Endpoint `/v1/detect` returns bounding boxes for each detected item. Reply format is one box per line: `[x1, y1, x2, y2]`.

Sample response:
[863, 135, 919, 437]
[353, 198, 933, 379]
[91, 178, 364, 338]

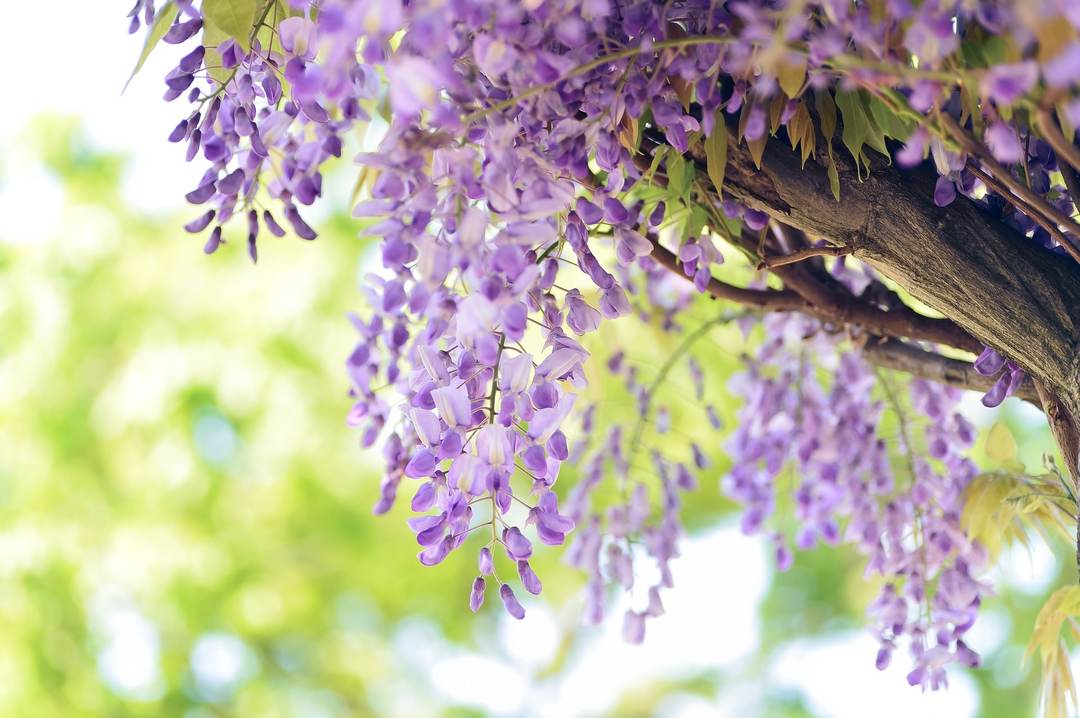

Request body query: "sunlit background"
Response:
[0, 4, 1073, 717]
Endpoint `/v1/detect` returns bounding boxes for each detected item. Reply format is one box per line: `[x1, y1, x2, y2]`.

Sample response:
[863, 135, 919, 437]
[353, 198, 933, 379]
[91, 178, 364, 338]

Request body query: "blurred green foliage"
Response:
[0, 119, 1069, 717]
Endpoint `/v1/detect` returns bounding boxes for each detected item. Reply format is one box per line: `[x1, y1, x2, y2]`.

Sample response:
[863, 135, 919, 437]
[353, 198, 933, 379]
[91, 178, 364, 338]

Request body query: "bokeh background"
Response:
[0, 4, 1074, 717]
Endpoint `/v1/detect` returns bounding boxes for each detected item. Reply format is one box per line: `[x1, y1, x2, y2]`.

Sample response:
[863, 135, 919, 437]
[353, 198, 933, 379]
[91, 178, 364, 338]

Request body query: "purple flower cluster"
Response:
[128, 0, 1080, 688]
[726, 309, 988, 688]
[144, 0, 378, 259]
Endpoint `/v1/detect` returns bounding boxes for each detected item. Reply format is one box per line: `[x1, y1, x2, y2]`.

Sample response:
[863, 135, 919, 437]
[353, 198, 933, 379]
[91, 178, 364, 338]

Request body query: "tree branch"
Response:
[648, 241, 808, 311]
[1033, 378, 1080, 580]
[861, 337, 1039, 404]
[638, 133, 983, 355]
[701, 114, 1080, 410]
[757, 244, 853, 269]
[649, 237, 982, 352]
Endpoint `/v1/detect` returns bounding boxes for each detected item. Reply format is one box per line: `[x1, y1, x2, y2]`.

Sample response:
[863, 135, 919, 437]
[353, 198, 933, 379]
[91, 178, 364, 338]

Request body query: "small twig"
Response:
[757, 244, 852, 270]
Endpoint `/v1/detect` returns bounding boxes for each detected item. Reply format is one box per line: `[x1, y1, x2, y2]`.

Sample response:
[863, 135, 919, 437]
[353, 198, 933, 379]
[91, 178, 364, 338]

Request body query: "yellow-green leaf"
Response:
[747, 135, 766, 170]
[777, 55, 807, 98]
[1029, 586, 1080, 662]
[815, 90, 837, 141]
[704, 113, 727, 196]
[826, 157, 840, 201]
[203, 0, 257, 50]
[124, 1, 177, 92]
[986, 421, 1018, 464]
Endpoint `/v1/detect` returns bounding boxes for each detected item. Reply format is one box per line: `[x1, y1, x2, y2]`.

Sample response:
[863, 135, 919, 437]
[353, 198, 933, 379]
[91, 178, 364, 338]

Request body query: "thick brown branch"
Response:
[649, 238, 981, 351]
[862, 337, 1039, 404]
[637, 134, 982, 354]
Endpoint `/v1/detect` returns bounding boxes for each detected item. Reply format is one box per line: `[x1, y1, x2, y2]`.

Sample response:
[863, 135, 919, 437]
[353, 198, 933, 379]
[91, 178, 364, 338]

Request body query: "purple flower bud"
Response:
[203, 226, 222, 254]
[517, 560, 542, 595]
[981, 370, 1011, 407]
[522, 445, 547, 476]
[985, 121, 1023, 164]
[478, 547, 494, 575]
[218, 39, 243, 69]
[896, 128, 928, 167]
[649, 202, 666, 227]
[933, 176, 956, 207]
[284, 205, 318, 240]
[744, 105, 766, 141]
[744, 209, 769, 230]
[178, 45, 205, 73]
[165, 69, 194, 91]
[499, 583, 525, 619]
[419, 536, 452, 566]
[202, 135, 228, 162]
[416, 518, 446, 547]
[955, 640, 979, 668]
[186, 180, 216, 204]
[576, 198, 604, 225]
[405, 449, 437, 478]
[185, 129, 202, 162]
[217, 168, 245, 196]
[469, 576, 486, 612]
[603, 197, 629, 224]
[622, 610, 646, 643]
[875, 646, 892, 671]
[973, 346, 1005, 376]
[411, 481, 436, 512]
[263, 210, 286, 237]
[502, 526, 532, 560]
[547, 431, 568, 461]
[981, 61, 1037, 106]
[163, 18, 202, 44]
[168, 119, 189, 143]
[184, 210, 215, 233]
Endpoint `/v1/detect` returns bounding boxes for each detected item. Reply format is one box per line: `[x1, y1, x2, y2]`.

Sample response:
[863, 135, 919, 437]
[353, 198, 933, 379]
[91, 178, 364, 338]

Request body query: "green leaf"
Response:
[684, 205, 708, 241]
[777, 55, 807, 98]
[665, 153, 691, 201]
[814, 91, 841, 200]
[124, 1, 177, 92]
[826, 157, 841, 201]
[203, 0, 257, 50]
[814, 91, 837, 142]
[865, 95, 912, 141]
[704, 113, 727, 196]
[835, 90, 892, 178]
[834, 91, 870, 173]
